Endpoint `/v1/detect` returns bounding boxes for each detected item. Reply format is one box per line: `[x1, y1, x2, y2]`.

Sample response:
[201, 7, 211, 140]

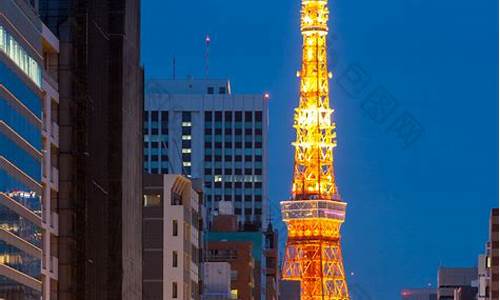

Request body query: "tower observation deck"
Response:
[280, 0, 350, 298]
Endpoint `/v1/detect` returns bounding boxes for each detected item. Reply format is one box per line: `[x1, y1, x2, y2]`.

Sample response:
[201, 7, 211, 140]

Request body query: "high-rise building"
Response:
[0, 0, 58, 298]
[143, 174, 203, 300]
[280, 0, 350, 298]
[437, 267, 477, 300]
[145, 79, 269, 229]
[400, 288, 437, 300]
[39, 0, 144, 299]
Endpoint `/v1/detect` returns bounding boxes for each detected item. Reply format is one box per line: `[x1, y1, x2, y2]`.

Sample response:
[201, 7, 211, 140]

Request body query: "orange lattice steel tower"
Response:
[281, 0, 350, 298]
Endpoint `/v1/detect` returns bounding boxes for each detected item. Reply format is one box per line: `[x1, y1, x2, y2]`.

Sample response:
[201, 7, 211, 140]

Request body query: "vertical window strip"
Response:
[0, 26, 41, 87]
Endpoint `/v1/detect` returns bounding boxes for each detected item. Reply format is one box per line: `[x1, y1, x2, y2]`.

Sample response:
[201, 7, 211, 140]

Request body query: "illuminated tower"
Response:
[280, 0, 350, 299]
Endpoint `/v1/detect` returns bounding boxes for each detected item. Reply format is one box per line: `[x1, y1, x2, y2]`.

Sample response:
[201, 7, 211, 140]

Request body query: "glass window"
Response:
[0, 26, 41, 87]
[205, 111, 212, 121]
[235, 112, 242, 121]
[182, 112, 191, 122]
[245, 111, 252, 121]
[255, 111, 262, 121]
[215, 111, 222, 121]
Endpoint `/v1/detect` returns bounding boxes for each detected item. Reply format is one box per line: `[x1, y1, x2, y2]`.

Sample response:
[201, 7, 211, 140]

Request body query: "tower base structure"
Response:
[281, 200, 350, 300]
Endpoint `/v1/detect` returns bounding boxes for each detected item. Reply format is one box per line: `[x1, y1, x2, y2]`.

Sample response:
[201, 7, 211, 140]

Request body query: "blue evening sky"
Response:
[141, 0, 498, 298]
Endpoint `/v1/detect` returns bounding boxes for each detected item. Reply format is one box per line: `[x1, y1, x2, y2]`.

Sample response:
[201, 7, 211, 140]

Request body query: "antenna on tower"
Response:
[205, 34, 211, 79]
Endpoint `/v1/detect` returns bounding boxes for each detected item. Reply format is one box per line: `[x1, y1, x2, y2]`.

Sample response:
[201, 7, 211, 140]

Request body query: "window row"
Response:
[205, 155, 262, 162]
[205, 148, 262, 156]
[205, 142, 263, 149]
[206, 194, 263, 202]
[144, 111, 169, 122]
[205, 128, 263, 136]
[205, 135, 263, 143]
[205, 168, 262, 175]
[206, 181, 263, 188]
[205, 111, 263, 122]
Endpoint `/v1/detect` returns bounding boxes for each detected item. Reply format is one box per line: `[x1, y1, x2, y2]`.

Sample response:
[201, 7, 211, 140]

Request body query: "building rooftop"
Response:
[206, 231, 264, 261]
[146, 78, 231, 95]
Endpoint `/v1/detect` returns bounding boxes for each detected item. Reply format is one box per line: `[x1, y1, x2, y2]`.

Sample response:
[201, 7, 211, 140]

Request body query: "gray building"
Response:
[145, 79, 269, 229]
[437, 267, 477, 300]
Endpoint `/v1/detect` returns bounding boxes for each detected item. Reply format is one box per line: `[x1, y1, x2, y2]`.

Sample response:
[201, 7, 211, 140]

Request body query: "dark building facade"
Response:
[39, 0, 144, 299]
[264, 224, 278, 300]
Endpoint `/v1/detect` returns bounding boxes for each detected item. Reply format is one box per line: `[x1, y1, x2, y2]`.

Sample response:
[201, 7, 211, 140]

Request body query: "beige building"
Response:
[143, 174, 203, 300]
[40, 21, 60, 300]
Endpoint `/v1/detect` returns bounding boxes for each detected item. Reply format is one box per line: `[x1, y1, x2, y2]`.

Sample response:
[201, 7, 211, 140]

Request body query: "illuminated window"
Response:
[182, 135, 192, 140]
[181, 122, 192, 127]
[0, 26, 41, 87]
[230, 289, 238, 299]
[182, 148, 192, 154]
[143, 194, 161, 207]
[183, 162, 191, 167]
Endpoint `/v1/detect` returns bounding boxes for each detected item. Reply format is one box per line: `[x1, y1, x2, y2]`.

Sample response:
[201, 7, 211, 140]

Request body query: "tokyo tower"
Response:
[280, 0, 350, 298]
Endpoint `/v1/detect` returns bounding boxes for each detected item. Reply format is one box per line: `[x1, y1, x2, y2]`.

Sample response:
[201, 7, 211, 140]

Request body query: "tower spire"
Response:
[292, 0, 337, 201]
[281, 0, 350, 298]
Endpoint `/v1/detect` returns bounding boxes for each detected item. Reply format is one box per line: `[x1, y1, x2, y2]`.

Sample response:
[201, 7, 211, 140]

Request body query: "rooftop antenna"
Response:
[205, 34, 211, 79]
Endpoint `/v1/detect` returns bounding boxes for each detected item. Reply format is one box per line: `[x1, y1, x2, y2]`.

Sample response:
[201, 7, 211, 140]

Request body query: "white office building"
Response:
[144, 79, 269, 229]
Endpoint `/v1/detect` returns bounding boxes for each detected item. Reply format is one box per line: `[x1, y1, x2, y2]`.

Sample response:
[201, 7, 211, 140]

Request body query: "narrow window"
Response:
[173, 251, 178, 267]
[173, 220, 178, 236]
[172, 282, 178, 298]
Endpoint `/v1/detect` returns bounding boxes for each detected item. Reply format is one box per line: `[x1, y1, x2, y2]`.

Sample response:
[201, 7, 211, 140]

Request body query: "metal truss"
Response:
[283, 0, 351, 298]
